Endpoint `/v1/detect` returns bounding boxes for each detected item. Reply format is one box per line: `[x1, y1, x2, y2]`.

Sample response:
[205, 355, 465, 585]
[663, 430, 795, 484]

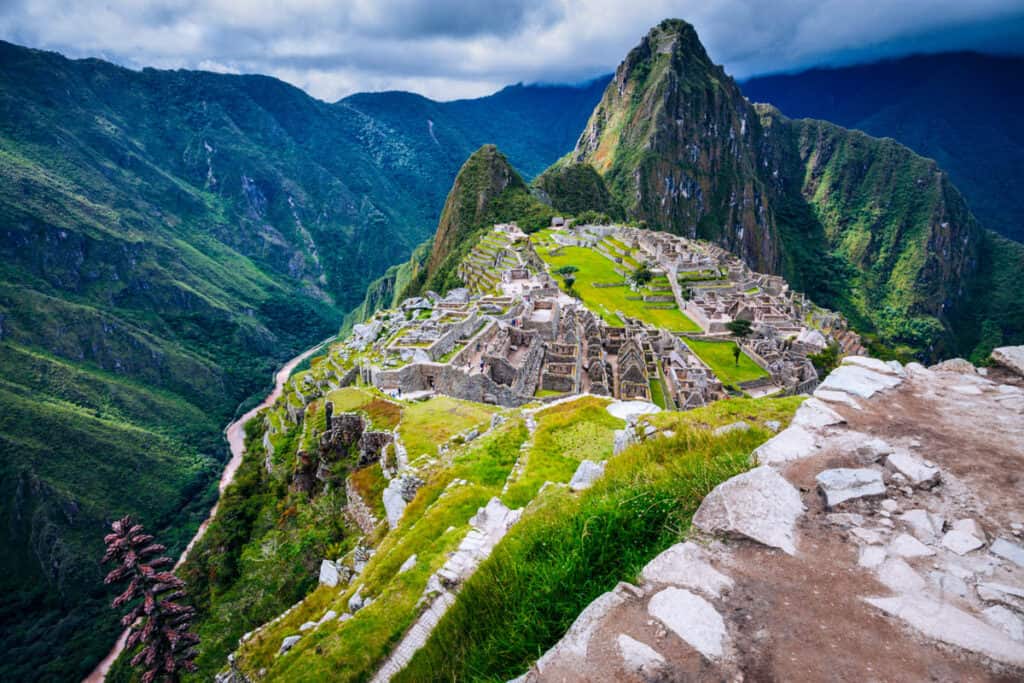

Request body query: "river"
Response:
[84, 337, 333, 682]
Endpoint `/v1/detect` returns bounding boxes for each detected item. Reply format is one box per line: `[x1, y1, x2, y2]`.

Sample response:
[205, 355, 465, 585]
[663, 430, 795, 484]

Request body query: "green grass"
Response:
[396, 398, 801, 682]
[350, 463, 389, 521]
[533, 388, 564, 398]
[683, 338, 769, 385]
[649, 376, 666, 408]
[233, 420, 528, 680]
[399, 396, 500, 461]
[503, 397, 623, 508]
[533, 236, 700, 332]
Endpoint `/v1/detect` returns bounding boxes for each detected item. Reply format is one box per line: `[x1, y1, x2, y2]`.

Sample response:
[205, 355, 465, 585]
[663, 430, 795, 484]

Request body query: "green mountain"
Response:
[0, 40, 603, 681]
[551, 19, 1022, 360]
[742, 52, 1024, 244]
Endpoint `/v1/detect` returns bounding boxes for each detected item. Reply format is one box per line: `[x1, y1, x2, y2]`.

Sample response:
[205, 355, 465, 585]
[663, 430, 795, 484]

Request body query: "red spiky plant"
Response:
[103, 516, 199, 683]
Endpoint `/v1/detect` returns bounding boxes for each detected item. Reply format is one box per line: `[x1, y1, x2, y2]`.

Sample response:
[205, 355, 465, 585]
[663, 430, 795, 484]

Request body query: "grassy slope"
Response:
[397, 396, 803, 681]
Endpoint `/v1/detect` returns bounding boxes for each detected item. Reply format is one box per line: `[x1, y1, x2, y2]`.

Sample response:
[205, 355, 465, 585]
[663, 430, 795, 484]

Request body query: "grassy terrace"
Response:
[397, 397, 803, 681]
[503, 396, 624, 508]
[324, 387, 402, 430]
[683, 338, 769, 386]
[399, 395, 500, 462]
[532, 231, 700, 332]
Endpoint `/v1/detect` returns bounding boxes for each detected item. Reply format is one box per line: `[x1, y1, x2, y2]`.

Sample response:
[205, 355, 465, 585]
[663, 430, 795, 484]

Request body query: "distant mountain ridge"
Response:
[741, 51, 1024, 243]
[0, 39, 604, 681]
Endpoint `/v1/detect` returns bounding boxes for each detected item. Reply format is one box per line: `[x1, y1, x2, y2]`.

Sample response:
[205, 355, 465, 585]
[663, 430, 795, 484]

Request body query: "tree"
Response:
[731, 344, 741, 366]
[563, 274, 576, 291]
[725, 318, 753, 339]
[555, 265, 578, 277]
[808, 341, 842, 375]
[630, 262, 653, 287]
[103, 516, 199, 683]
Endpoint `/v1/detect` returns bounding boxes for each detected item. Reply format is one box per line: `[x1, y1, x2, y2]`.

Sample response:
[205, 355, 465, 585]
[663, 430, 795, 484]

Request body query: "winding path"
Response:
[84, 337, 333, 683]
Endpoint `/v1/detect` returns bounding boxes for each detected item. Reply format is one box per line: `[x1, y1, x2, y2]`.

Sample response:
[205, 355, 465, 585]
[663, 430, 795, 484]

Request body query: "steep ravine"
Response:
[85, 337, 332, 683]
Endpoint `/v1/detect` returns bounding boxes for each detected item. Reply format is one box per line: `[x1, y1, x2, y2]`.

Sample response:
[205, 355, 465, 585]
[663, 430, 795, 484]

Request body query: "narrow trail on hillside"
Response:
[84, 336, 333, 683]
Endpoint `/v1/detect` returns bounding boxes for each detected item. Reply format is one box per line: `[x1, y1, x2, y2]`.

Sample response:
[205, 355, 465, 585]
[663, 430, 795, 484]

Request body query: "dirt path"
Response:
[83, 336, 333, 683]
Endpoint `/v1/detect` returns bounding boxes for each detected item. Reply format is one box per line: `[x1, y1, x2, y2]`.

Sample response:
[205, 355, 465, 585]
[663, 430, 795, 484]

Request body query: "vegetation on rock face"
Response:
[533, 163, 623, 218]
[741, 52, 1024, 244]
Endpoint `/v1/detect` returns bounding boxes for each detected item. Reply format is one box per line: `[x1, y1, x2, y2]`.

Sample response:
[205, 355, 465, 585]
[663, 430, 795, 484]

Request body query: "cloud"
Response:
[1, 0, 1022, 102]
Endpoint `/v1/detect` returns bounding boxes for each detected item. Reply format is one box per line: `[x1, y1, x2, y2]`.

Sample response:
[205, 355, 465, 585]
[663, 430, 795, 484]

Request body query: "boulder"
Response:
[613, 428, 636, 455]
[884, 451, 940, 488]
[319, 559, 341, 587]
[991, 538, 1024, 568]
[606, 400, 661, 421]
[752, 425, 818, 466]
[398, 554, 417, 574]
[712, 420, 750, 436]
[640, 542, 733, 597]
[815, 468, 886, 507]
[647, 587, 729, 660]
[899, 509, 944, 542]
[813, 388, 861, 409]
[842, 356, 900, 376]
[791, 397, 845, 430]
[941, 529, 985, 556]
[818, 364, 902, 399]
[299, 621, 317, 632]
[888, 533, 935, 559]
[992, 346, 1024, 377]
[931, 358, 977, 374]
[617, 634, 666, 678]
[569, 460, 606, 492]
[535, 583, 637, 673]
[875, 557, 926, 594]
[278, 635, 301, 655]
[693, 466, 805, 555]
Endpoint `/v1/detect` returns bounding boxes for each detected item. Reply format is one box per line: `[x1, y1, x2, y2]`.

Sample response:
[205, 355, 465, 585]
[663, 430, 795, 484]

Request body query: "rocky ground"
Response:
[516, 350, 1024, 682]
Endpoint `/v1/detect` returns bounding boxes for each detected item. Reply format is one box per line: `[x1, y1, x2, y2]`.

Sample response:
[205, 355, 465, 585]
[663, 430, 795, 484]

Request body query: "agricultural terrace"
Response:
[532, 230, 700, 332]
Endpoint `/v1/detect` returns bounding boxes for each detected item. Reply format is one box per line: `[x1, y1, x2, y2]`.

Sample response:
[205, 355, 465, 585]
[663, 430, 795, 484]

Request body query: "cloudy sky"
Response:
[2, 1, 1023, 102]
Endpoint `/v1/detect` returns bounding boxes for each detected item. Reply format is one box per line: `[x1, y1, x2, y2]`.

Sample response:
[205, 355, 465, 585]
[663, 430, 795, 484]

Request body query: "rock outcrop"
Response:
[515, 356, 1024, 680]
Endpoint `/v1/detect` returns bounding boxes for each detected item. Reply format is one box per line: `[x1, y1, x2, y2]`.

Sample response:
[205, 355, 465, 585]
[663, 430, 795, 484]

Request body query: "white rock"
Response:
[765, 420, 782, 432]
[640, 542, 734, 597]
[859, 545, 887, 569]
[992, 538, 1024, 568]
[693, 466, 805, 555]
[317, 610, 338, 626]
[398, 554, 417, 574]
[279, 635, 301, 655]
[941, 529, 985, 556]
[713, 420, 750, 436]
[929, 571, 969, 598]
[885, 451, 940, 488]
[613, 428, 635, 455]
[535, 583, 635, 672]
[752, 425, 818, 465]
[299, 621, 317, 632]
[977, 582, 1024, 610]
[880, 499, 899, 513]
[850, 527, 885, 545]
[816, 468, 886, 507]
[319, 559, 341, 587]
[952, 518, 986, 541]
[899, 509, 943, 542]
[647, 587, 728, 660]
[889, 533, 935, 558]
[813, 388, 862, 409]
[952, 384, 983, 396]
[383, 477, 409, 529]
[865, 594, 1024, 667]
[569, 460, 606, 492]
[842, 356, 900, 375]
[827, 512, 865, 527]
[983, 606, 1024, 642]
[875, 558, 926, 594]
[616, 634, 666, 677]
[607, 400, 661, 421]
[791, 397, 846, 429]
[991, 346, 1024, 377]
[819, 364, 902, 399]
